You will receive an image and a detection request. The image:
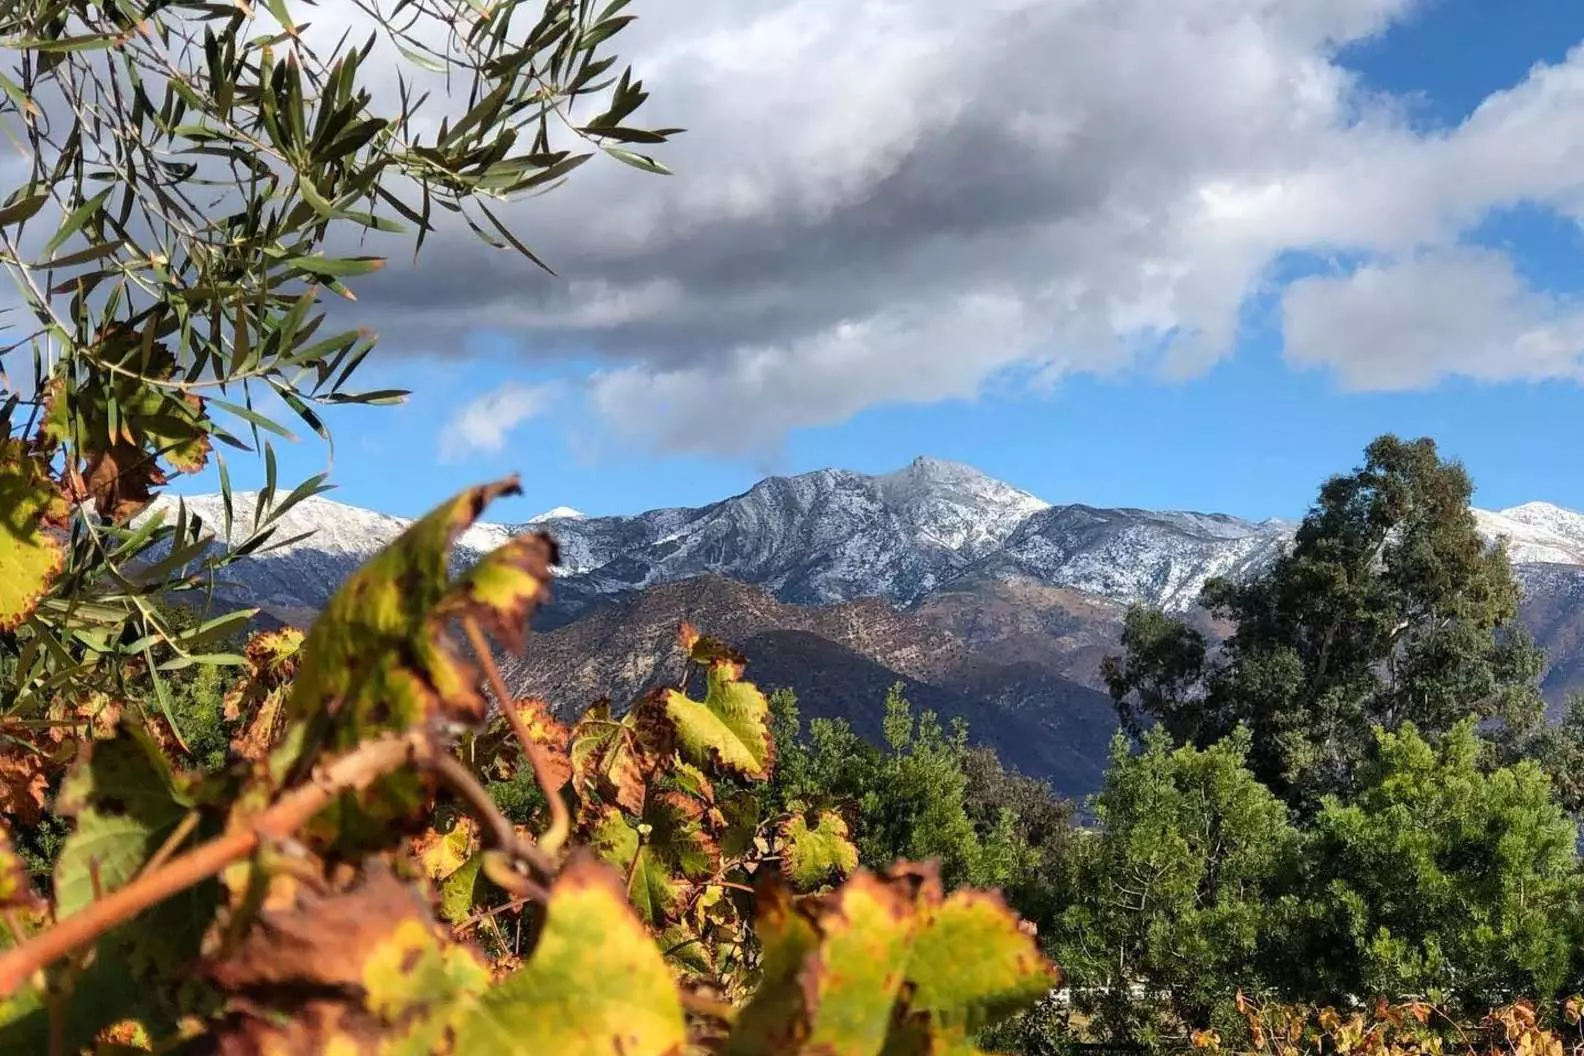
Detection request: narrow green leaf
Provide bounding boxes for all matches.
[395,41,448,73]
[0,192,48,227]
[282,254,386,277]
[37,240,123,270]
[41,188,112,259]
[602,145,671,175]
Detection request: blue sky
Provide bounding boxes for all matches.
[182,0,1584,524]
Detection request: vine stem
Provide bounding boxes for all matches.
[0,732,424,998]
[462,615,571,857]
[427,750,553,885]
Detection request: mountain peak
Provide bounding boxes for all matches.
[885,454,1011,485]
[1499,500,1583,523]
[529,505,586,523]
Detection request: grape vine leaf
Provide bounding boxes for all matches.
[799,870,922,1052]
[778,811,859,892]
[590,793,718,927]
[496,697,572,791]
[53,723,191,920]
[283,477,528,743]
[208,860,490,1053]
[439,531,559,655]
[440,852,487,927]
[225,628,304,762]
[725,864,1056,1055]
[726,870,918,1055]
[726,880,822,1053]
[412,815,478,882]
[52,722,215,978]
[454,851,687,1054]
[899,887,1062,1042]
[275,478,553,850]
[0,742,51,828]
[660,656,774,780]
[570,701,656,816]
[0,441,66,631]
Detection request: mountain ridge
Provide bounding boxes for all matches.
[152,458,1584,624]
[145,459,1584,793]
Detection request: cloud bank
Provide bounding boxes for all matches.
[326,0,1584,454]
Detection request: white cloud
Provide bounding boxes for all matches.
[287,2,1584,451]
[1283,247,1584,389]
[438,382,557,462]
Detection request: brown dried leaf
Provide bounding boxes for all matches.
[506,697,571,791]
[229,686,290,762]
[207,860,432,994]
[0,743,50,827]
[570,701,655,816]
[207,859,490,1054]
[77,441,167,523]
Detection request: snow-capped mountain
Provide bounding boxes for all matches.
[151,459,1584,630]
[145,460,1584,760]
[1474,502,1584,567]
[141,491,513,624]
[972,505,1293,612]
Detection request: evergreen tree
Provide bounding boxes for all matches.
[1294,720,1584,1012]
[1105,435,1546,807]
[765,684,1044,892]
[1054,729,1302,1046]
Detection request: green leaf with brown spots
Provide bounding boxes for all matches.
[590,793,718,927]
[661,658,774,780]
[363,917,491,1056]
[439,852,486,927]
[779,811,859,892]
[801,870,922,1053]
[284,477,524,741]
[725,881,821,1054]
[897,888,1059,1043]
[440,530,557,654]
[275,478,550,850]
[53,724,191,921]
[0,441,66,632]
[727,869,920,1056]
[454,852,687,1054]
[626,841,685,928]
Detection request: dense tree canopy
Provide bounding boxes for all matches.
[1105,435,1547,808]
[1295,720,1583,1013]
[1054,729,1303,1045]
[763,684,1053,894]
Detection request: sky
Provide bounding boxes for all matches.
[178,0,1584,524]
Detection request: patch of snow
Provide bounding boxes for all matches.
[528,505,586,523]
[151,468,1584,624]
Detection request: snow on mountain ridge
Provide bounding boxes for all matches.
[1474,502,1584,567]
[529,506,586,523]
[153,465,1584,624]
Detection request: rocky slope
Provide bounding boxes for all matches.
[500,575,1117,796]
